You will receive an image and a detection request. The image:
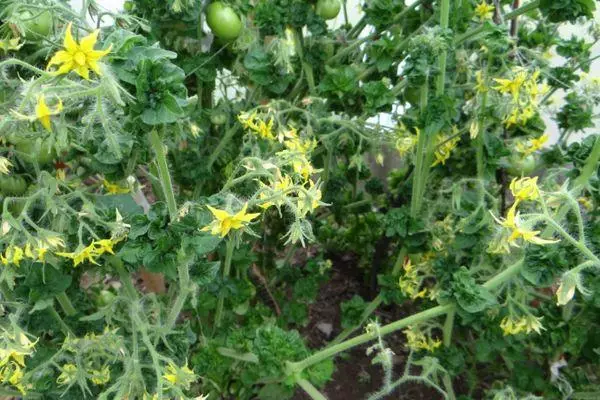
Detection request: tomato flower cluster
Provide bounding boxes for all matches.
[489,177,559,254]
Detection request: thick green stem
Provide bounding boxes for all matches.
[290,260,524,374]
[410,81,429,216]
[56,291,77,316]
[297,378,328,400]
[436,0,450,96]
[214,239,235,330]
[288,304,455,374]
[442,308,455,347]
[165,260,192,331]
[442,374,456,400]
[149,129,177,222]
[112,257,138,300]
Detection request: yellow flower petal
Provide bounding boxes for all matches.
[63,23,78,53]
[206,205,230,221]
[79,29,100,53]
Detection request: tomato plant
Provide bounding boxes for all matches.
[1,0,600,399]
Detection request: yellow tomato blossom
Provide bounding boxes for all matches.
[88,365,110,385]
[259,175,293,209]
[509,177,540,203]
[578,196,593,211]
[277,126,298,143]
[0,246,24,267]
[399,259,428,300]
[474,2,495,21]
[291,155,316,181]
[102,179,130,195]
[403,326,441,352]
[56,237,119,266]
[516,134,548,156]
[285,137,317,154]
[500,315,544,336]
[163,361,196,390]
[491,203,558,251]
[0,333,36,368]
[56,363,78,385]
[238,112,276,141]
[201,203,260,237]
[494,70,527,102]
[0,157,12,175]
[47,22,112,80]
[474,70,488,93]
[35,95,63,132]
[297,180,322,216]
[432,132,460,167]
[395,125,419,157]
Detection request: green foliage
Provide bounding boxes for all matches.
[1,0,600,399]
[448,267,497,313]
[539,0,596,23]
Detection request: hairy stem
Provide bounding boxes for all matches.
[165,260,192,331]
[297,378,328,400]
[149,128,177,221]
[214,239,235,330]
[289,260,524,373]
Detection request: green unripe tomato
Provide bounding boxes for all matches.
[0,176,27,196]
[95,290,116,307]
[20,10,53,39]
[507,154,536,176]
[206,2,242,40]
[316,0,341,20]
[123,1,135,11]
[210,110,228,125]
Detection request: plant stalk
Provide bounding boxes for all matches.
[165,260,192,331]
[214,239,235,330]
[297,378,328,400]
[290,260,524,374]
[149,128,177,222]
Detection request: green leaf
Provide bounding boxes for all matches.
[29,298,53,314]
[451,267,497,313]
[24,265,72,302]
[183,234,221,257]
[93,194,143,218]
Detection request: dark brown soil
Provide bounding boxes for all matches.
[291,254,443,400]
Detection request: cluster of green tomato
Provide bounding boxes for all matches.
[205,0,342,40]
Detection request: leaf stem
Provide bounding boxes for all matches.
[56,291,77,316]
